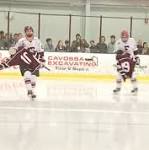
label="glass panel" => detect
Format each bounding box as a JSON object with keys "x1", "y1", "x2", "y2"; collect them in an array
[
  {"x1": 102, "y1": 17, "x2": 130, "y2": 40},
  {"x1": 10, "y1": 12, "x2": 38, "y2": 37},
  {"x1": 40, "y1": 15, "x2": 69, "y2": 48},
  {"x1": 71, "y1": 16, "x2": 84, "y2": 41},
  {"x1": 132, "y1": 18, "x2": 149, "y2": 42},
  {"x1": 101, "y1": 17, "x2": 130, "y2": 53},
  {"x1": 0, "y1": 11, "x2": 7, "y2": 32},
  {"x1": 85, "y1": 16, "x2": 100, "y2": 42}
]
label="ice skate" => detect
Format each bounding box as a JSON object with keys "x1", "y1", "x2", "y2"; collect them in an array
[
  {"x1": 113, "y1": 88, "x2": 121, "y2": 93},
  {"x1": 131, "y1": 88, "x2": 138, "y2": 94},
  {"x1": 27, "y1": 90, "x2": 36, "y2": 101}
]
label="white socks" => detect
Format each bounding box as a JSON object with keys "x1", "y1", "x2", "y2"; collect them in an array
[
  {"x1": 24, "y1": 71, "x2": 32, "y2": 92},
  {"x1": 24, "y1": 71, "x2": 36, "y2": 94},
  {"x1": 31, "y1": 75, "x2": 36, "y2": 94}
]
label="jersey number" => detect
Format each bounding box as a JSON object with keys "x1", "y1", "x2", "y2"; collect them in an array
[
  {"x1": 20, "y1": 52, "x2": 32, "y2": 64},
  {"x1": 121, "y1": 61, "x2": 130, "y2": 72}
]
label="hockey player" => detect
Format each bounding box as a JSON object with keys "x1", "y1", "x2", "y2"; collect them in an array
[
  {"x1": 9, "y1": 26, "x2": 44, "y2": 100},
  {"x1": 113, "y1": 30, "x2": 139, "y2": 94}
]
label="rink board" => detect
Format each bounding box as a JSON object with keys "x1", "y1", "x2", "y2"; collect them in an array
[
  {"x1": 0, "y1": 51, "x2": 149, "y2": 81},
  {"x1": 0, "y1": 72, "x2": 149, "y2": 82}
]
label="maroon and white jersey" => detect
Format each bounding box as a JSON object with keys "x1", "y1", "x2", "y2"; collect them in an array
[
  {"x1": 115, "y1": 38, "x2": 137, "y2": 58},
  {"x1": 7, "y1": 47, "x2": 41, "y2": 70},
  {"x1": 0, "y1": 37, "x2": 44, "y2": 71},
  {"x1": 15, "y1": 36, "x2": 44, "y2": 60},
  {"x1": 116, "y1": 53, "x2": 136, "y2": 80},
  {"x1": 0, "y1": 47, "x2": 41, "y2": 71}
]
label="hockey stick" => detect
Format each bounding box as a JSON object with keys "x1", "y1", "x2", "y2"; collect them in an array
[
  {"x1": 43, "y1": 65, "x2": 51, "y2": 71},
  {"x1": 31, "y1": 64, "x2": 51, "y2": 75}
]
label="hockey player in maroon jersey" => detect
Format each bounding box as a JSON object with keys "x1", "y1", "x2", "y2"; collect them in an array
[
  {"x1": 16, "y1": 26, "x2": 44, "y2": 99},
  {"x1": 0, "y1": 26, "x2": 45, "y2": 100},
  {"x1": 113, "y1": 30, "x2": 139, "y2": 94}
]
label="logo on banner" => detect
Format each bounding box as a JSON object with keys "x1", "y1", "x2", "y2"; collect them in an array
[{"x1": 47, "y1": 55, "x2": 98, "y2": 72}]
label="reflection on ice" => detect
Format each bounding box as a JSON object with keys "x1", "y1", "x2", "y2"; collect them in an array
[{"x1": 0, "y1": 79, "x2": 149, "y2": 150}]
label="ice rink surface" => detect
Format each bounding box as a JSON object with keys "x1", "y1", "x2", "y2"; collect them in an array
[{"x1": 0, "y1": 78, "x2": 149, "y2": 150}]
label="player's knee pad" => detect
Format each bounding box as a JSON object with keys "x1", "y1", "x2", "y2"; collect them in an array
[
  {"x1": 24, "y1": 71, "x2": 32, "y2": 84},
  {"x1": 131, "y1": 71, "x2": 136, "y2": 79},
  {"x1": 131, "y1": 72, "x2": 137, "y2": 83},
  {"x1": 24, "y1": 71, "x2": 32, "y2": 78}
]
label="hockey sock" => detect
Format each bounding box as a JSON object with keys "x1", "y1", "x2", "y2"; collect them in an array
[
  {"x1": 24, "y1": 71, "x2": 32, "y2": 92},
  {"x1": 116, "y1": 79, "x2": 122, "y2": 89},
  {"x1": 31, "y1": 75, "x2": 36, "y2": 94},
  {"x1": 131, "y1": 78, "x2": 138, "y2": 89}
]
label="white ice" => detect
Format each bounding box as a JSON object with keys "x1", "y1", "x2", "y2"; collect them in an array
[{"x1": 0, "y1": 78, "x2": 149, "y2": 150}]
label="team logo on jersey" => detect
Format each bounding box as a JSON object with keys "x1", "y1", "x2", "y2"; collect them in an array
[{"x1": 28, "y1": 47, "x2": 35, "y2": 53}]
